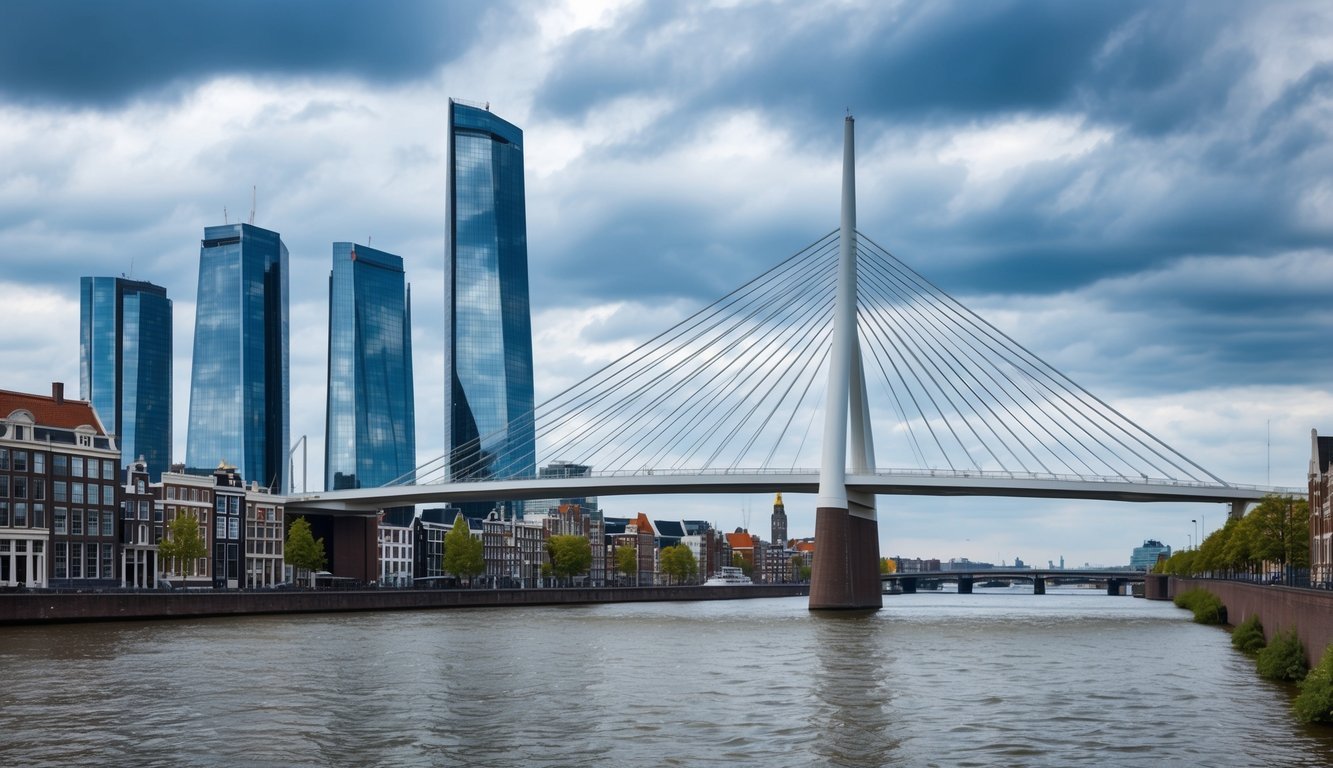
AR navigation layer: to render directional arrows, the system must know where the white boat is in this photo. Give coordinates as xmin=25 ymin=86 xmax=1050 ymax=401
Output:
xmin=704 ymin=566 xmax=753 ymax=586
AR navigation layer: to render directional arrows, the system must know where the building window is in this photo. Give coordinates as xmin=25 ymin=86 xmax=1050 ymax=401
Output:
xmin=102 ymin=513 xmax=112 ymax=537
xmin=54 ymin=507 xmax=66 ymax=535
xmin=32 ymin=480 xmax=44 ymax=500
xmin=0 ymin=501 xmax=8 ymax=527
xmin=102 ymin=543 xmax=113 ymax=578
xmin=71 ymin=483 xmax=84 ymax=505
xmin=32 ymin=503 xmax=44 ymax=529
xmin=54 ymin=542 xmax=67 ymax=579
xmin=86 ymin=460 xmax=98 ymax=479
xmin=0 ymin=448 xmax=7 ymax=470
xmin=33 ymin=453 xmax=44 ymax=474
xmin=70 ymin=510 xmax=83 ymax=536
xmin=53 ymin=481 xmax=66 ymax=503
xmin=12 ymin=451 xmax=27 ymax=472
xmin=14 ymin=503 xmax=26 ymax=527
xmin=102 ymin=461 xmax=114 ymax=480
xmin=88 ymin=511 xmax=99 ymax=536
xmin=0 ymin=476 xmax=7 ymax=498
xmin=69 ymin=542 xmax=82 ymax=579
xmin=52 ymin=455 xmax=66 ymax=476
xmin=71 ymin=457 xmax=83 ymax=477
xmin=86 ymin=545 xmax=98 ymax=579
xmin=13 ymin=477 xmax=26 ymax=499
xmin=102 ymin=485 xmax=114 ymax=507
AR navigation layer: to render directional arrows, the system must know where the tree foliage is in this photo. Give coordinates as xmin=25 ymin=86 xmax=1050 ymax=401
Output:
xmin=547 ymin=534 xmax=592 ymax=583
xmin=159 ymin=512 xmax=207 ymax=578
xmin=442 ymin=513 xmax=484 ymax=584
xmin=1157 ymin=495 xmax=1309 ymax=578
xmin=660 ymin=544 xmax=699 ymax=585
xmin=614 ymin=544 xmax=638 ymax=584
xmin=284 ymin=516 xmax=327 ymax=582
xmin=731 ymin=551 xmax=753 ymax=576
xmin=1173 ymin=588 xmax=1226 ymax=624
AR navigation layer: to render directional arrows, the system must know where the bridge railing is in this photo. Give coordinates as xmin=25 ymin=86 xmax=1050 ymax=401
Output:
xmin=394 ymin=464 xmax=1297 ymax=494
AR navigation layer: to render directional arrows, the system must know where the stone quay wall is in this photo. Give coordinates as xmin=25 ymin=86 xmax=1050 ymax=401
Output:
xmin=0 ymin=584 xmax=809 ymax=626
xmin=1171 ymin=577 xmax=1333 ymax=668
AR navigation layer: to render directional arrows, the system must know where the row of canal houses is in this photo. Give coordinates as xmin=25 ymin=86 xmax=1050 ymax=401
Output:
xmin=1 ymin=382 xmax=813 ymax=591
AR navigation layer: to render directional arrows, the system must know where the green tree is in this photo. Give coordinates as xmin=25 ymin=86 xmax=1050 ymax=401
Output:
xmin=660 ymin=544 xmax=698 ymax=585
xmin=285 ymin=516 xmax=327 ymax=586
xmin=1247 ymin=495 xmax=1311 ymax=576
xmin=1256 ymin=629 xmax=1307 ymax=682
xmin=442 ymin=513 xmax=484 ymax=586
xmin=614 ymin=544 xmax=638 ymax=585
xmin=547 ymin=534 xmax=592 ymax=585
xmin=159 ymin=512 xmax=207 ymax=581
xmin=731 ymin=551 xmax=753 ymax=576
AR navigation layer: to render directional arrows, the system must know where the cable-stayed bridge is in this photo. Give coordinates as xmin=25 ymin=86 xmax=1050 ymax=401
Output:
xmin=290 ymin=228 xmax=1264 ymax=510
xmin=288 ymin=117 xmax=1272 ymax=608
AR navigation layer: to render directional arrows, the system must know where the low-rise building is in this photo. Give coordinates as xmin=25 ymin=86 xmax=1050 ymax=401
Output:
xmin=156 ymin=467 xmax=213 ymax=586
xmin=120 ymin=459 xmax=157 ymax=588
xmin=2 ymin=383 xmax=119 ymax=588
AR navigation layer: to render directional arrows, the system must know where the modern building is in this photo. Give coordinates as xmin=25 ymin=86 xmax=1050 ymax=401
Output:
xmin=325 ymin=242 xmax=416 ymax=499
xmin=80 ymin=277 xmax=172 ymax=479
xmin=1130 ymin=539 xmax=1172 ymax=571
xmin=527 ymin=461 xmax=598 ymax=518
xmin=445 ymin=99 xmax=535 ymax=508
xmin=0 ymin=383 xmax=120 ymax=589
xmin=1311 ymin=429 xmax=1333 ymax=587
xmin=186 ymin=223 xmax=290 ymax=493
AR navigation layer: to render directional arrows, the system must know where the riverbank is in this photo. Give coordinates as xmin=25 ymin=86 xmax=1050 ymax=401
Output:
xmin=1171 ymin=577 xmax=1333 ymax=667
xmin=0 ymin=583 xmax=809 ymax=626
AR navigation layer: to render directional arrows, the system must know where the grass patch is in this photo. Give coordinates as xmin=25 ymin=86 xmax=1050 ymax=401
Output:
xmin=1231 ymin=615 xmax=1266 ymax=655
xmin=1295 ymin=645 xmax=1333 ymax=724
xmin=1174 ymin=588 xmax=1227 ymax=624
xmin=1257 ymin=629 xmax=1307 ymax=682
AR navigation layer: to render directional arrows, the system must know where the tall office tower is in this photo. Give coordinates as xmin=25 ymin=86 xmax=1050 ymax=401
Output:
xmin=79 ymin=277 xmax=173 ymax=478
xmin=445 ymin=99 xmax=535 ymax=512
xmin=325 ymin=243 xmax=416 ymax=494
xmin=186 ymin=223 xmax=290 ymax=492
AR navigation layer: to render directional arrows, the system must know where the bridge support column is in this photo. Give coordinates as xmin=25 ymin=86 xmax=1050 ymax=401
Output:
xmin=810 ymin=509 xmax=882 ymax=609
xmin=901 ymin=577 xmax=917 ymax=594
xmin=1107 ymin=578 xmax=1122 ymax=596
xmin=1230 ymin=500 xmax=1250 ymax=520
xmin=957 ymin=576 xmax=973 ymax=594
xmin=1033 ymin=577 xmax=1045 ymax=595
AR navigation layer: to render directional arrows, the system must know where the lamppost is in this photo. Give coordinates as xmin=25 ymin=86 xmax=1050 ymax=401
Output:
xmin=1192 ymin=519 xmax=1198 ymax=550
xmin=1188 ymin=533 xmax=1193 ymax=551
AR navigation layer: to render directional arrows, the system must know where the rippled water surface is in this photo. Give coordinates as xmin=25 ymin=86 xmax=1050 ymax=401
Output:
xmin=3 ymin=590 xmax=1333 ymax=766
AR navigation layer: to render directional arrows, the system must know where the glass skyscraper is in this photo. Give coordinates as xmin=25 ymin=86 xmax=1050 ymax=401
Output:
xmin=325 ymin=242 xmax=416 ymax=492
xmin=185 ymin=223 xmax=290 ymax=492
xmin=79 ymin=277 xmax=173 ymax=479
xmin=446 ymin=99 xmax=535 ymax=496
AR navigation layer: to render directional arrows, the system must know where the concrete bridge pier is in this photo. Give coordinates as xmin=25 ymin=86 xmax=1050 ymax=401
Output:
xmin=957 ymin=576 xmax=973 ymax=594
xmin=1107 ymin=579 xmax=1123 ymax=596
xmin=1033 ymin=577 xmax=1046 ymax=595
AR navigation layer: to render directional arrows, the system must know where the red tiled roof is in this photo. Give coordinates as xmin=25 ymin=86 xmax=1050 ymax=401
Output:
xmin=633 ymin=512 xmax=655 ymax=536
xmin=0 ymin=386 xmax=106 ymax=434
xmin=726 ymin=531 xmax=755 ymax=550
xmin=794 ymin=541 xmax=815 ymax=553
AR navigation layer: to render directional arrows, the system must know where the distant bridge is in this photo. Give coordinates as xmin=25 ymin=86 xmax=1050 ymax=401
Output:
xmin=883 ymin=568 xmax=1147 ymax=596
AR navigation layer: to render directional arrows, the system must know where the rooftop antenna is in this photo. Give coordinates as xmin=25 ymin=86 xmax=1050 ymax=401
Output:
xmin=224 ymin=206 xmax=228 ymax=224
xmin=249 ymin=185 xmax=256 ymax=225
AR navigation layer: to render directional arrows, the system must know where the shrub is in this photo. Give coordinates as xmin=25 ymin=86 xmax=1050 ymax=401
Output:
xmin=1257 ymin=630 xmax=1307 ymax=682
xmin=1294 ymin=645 xmax=1333 ymax=724
xmin=1174 ymin=588 xmax=1226 ymax=624
xmin=1231 ymin=615 xmax=1266 ymax=655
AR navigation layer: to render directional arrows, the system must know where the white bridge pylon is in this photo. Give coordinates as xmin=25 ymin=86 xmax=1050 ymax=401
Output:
xmin=290 ymin=118 xmax=1256 ymax=515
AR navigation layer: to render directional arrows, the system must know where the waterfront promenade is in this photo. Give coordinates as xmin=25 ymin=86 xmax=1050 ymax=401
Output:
xmin=0 ymin=584 xmax=808 ymax=625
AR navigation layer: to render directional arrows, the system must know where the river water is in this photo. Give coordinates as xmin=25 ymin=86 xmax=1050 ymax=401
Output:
xmin=2 ymin=588 xmax=1332 ymax=767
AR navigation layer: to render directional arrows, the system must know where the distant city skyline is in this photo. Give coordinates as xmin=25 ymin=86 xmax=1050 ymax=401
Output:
xmin=2 ymin=1 xmax=1330 ymax=566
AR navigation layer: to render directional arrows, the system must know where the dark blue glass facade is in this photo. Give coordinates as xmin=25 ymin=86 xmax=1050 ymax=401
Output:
xmin=325 ymin=243 xmax=416 ymax=491
xmin=446 ymin=100 xmax=535 ymax=490
xmin=79 ymin=277 xmax=172 ymax=479
xmin=186 ymin=223 xmax=290 ymax=492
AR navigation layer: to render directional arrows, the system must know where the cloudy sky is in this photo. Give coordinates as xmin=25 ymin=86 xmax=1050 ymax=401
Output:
xmin=3 ymin=0 xmax=1330 ymax=567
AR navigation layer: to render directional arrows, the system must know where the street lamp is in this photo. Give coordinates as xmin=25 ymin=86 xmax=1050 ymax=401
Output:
xmin=1192 ymin=519 xmax=1198 ymax=550
xmin=1188 ymin=533 xmax=1193 ymax=551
